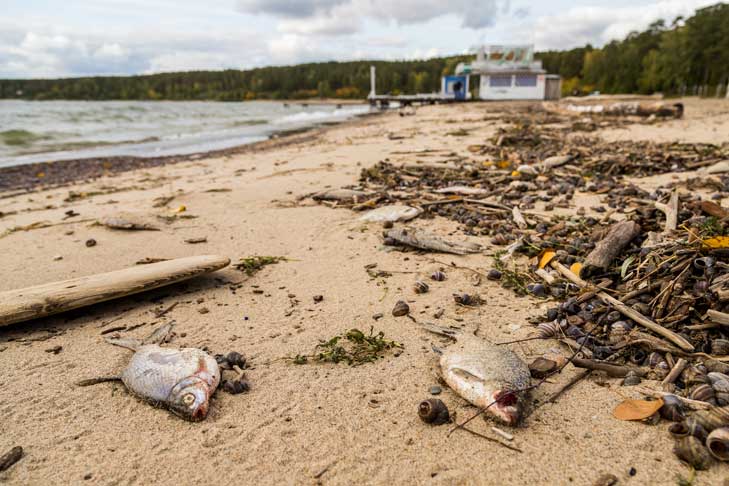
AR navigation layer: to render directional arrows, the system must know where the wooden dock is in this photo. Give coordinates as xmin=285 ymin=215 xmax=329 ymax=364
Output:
xmin=368 ymin=94 xmax=453 ymax=108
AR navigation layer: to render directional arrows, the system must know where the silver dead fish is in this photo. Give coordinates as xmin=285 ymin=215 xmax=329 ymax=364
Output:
xmin=78 ymin=323 xmax=220 ymax=421
xmin=383 ymin=228 xmax=482 ymax=255
xmin=421 ymin=323 xmax=531 ymax=425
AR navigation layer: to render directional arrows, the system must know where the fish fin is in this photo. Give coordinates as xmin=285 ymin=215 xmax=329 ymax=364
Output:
xmin=76 ymin=376 xmax=122 ymax=387
xmin=104 ymin=336 xmax=142 ymax=351
xmin=420 ymin=322 xmax=461 ymax=340
xmin=142 ymin=322 xmax=175 ymax=345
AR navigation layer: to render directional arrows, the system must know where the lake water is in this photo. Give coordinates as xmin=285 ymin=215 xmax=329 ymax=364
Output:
xmin=0 ymin=100 xmax=371 ymax=168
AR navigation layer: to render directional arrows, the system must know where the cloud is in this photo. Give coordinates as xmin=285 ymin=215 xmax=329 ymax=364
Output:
xmin=533 ymin=0 xmax=716 ymax=50
xmin=239 ymin=0 xmax=508 ymax=35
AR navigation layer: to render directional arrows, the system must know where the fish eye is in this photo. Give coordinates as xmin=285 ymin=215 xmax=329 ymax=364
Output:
xmin=182 ymin=393 xmax=196 ymax=406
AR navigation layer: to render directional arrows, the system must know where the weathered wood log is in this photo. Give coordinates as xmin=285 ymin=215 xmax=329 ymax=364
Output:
xmin=0 ymin=255 xmax=230 ymax=328
xmin=583 ymin=220 xmax=641 ymax=275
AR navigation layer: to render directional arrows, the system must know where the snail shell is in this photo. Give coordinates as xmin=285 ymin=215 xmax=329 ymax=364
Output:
xmin=682 ymin=365 xmax=708 ymax=388
xmin=673 ymin=435 xmax=714 ymax=470
xmin=690 ymin=384 xmax=717 ymax=405
xmin=430 ymin=270 xmax=446 ymax=281
xmin=712 ymin=339 xmax=729 ymax=356
xmin=535 ymin=320 xmax=565 ymax=339
xmin=647 ymin=352 xmax=665 ymax=368
xmin=392 ymin=300 xmax=410 ymax=317
xmin=706 ymin=427 xmax=729 ymax=461
xmin=690 ymin=406 xmax=729 ymax=432
xmin=659 ymin=394 xmax=686 ymax=422
xmin=669 ymin=419 xmax=708 ymax=442
xmin=622 ymin=371 xmax=641 ymax=386
xmin=708 ymin=372 xmax=729 ymax=394
xmin=418 ymin=398 xmax=449 ymax=425
xmin=453 ymin=293 xmax=479 ymax=306
xmin=413 ymin=280 xmax=429 ymax=294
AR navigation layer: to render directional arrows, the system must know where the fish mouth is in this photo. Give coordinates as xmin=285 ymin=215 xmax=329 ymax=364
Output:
xmin=491 ymin=390 xmax=523 ymax=425
xmin=190 ymin=403 xmax=209 ymax=421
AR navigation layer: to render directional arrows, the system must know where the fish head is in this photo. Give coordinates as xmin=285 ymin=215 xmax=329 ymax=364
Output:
xmin=488 ymin=389 xmax=524 ymax=426
xmin=168 ymin=377 xmax=212 ymax=421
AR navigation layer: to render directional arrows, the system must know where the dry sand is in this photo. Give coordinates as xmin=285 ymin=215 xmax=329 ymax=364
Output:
xmin=1 ymin=98 xmax=729 ymax=485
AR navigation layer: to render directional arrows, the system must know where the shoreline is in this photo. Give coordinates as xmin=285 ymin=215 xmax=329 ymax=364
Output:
xmin=0 ymin=110 xmax=382 ymax=193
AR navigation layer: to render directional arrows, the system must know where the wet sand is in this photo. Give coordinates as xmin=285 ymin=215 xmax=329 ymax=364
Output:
xmin=1 ymin=97 xmax=728 ymax=485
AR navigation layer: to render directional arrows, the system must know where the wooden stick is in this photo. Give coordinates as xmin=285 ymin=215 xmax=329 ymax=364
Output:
xmin=661 ymin=358 xmax=688 ymax=389
xmin=550 ymin=261 xmax=695 ymax=351
xmin=571 ymin=357 xmax=647 ymax=377
xmin=582 ymin=220 xmax=641 ymax=274
xmin=654 ymin=189 xmax=679 ymax=233
xmin=0 ymin=255 xmax=230 ymax=328
xmin=707 ymin=309 xmax=729 ymax=326
xmin=512 ymin=207 xmax=527 ymax=229
xmin=544 ymin=370 xmax=591 ymax=404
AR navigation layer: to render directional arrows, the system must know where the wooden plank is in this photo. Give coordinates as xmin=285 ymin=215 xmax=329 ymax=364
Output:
xmin=0 ymin=255 xmax=230 ymax=328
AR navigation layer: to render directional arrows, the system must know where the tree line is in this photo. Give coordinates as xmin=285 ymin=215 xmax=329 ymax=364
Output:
xmin=1 ymin=3 xmax=727 ymax=100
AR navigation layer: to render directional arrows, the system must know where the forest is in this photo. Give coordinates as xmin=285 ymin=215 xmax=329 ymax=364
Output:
xmin=1 ymin=3 xmax=727 ymax=100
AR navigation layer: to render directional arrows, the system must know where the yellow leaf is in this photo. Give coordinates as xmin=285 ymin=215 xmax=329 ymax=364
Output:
xmin=175 ymin=205 xmax=187 ymax=213
xmin=36 ymin=172 xmax=45 ymax=178
xmin=570 ymin=262 xmax=582 ymax=276
xmin=511 ymin=170 xmax=521 ymax=177
xmin=613 ymin=398 xmax=664 ymax=421
xmin=703 ymin=236 xmax=729 ymax=248
xmin=497 ymin=161 xmax=511 ymax=169
xmin=538 ymin=249 xmax=556 ymax=269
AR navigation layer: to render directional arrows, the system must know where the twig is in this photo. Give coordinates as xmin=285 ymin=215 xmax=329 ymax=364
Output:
xmin=154 ymin=302 xmax=178 ymax=318
xmin=544 ymin=370 xmax=591 ymax=404
xmin=661 ymin=358 xmax=687 ymax=389
xmin=490 ymin=426 xmax=514 ymax=441
xmin=571 ymin=357 xmax=647 ymax=377
xmin=654 ymin=188 xmax=679 ymax=233
xmin=420 ymin=198 xmax=463 ymax=207
xmin=550 ymin=260 xmax=694 ymax=352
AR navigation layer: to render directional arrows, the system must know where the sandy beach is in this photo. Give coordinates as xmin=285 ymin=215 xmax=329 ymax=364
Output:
xmin=2 ymin=98 xmax=729 ymax=485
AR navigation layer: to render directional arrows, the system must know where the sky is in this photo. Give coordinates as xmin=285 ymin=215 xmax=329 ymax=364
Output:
xmin=0 ymin=0 xmax=718 ymax=78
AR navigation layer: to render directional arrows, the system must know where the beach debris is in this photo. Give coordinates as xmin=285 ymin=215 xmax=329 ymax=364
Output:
xmin=98 ymin=214 xmax=159 ymax=231
xmin=312 ymin=189 xmax=373 ymax=203
xmin=45 ymin=345 xmax=62 ymax=354
xmin=431 ymin=270 xmax=446 ymax=281
xmin=383 ymin=228 xmax=481 ymax=255
xmin=392 ymin=300 xmax=410 ymax=316
xmin=53 ymin=255 xmax=63 ymax=261
xmin=184 ymin=237 xmax=207 ymax=244
xmin=313 ymin=294 xmax=324 ymax=303
xmin=545 ymin=100 xmax=683 ymax=118
xmin=78 ymin=324 xmax=221 ymax=421
xmin=429 ymin=385 xmax=442 ymax=395
xmin=85 ymin=238 xmax=97 ymax=247
xmin=292 ymin=327 xmax=402 ymax=366
xmin=0 ymin=446 xmax=23 ymax=473
xmin=413 ymin=280 xmax=429 ymax=294
xmin=0 ymin=255 xmax=230 ymax=328
xmin=613 ymin=398 xmax=664 ymax=421
xmin=234 ymin=255 xmax=289 ymax=276
xmin=135 ymin=257 xmax=169 ymax=265
xmin=592 ymin=473 xmax=619 ymax=486
xmin=359 ymin=205 xmax=422 ymax=223
xmin=452 ymin=293 xmax=484 ymax=306
xmin=701 ymin=160 xmax=729 ymax=174
xmin=674 ymin=435 xmax=714 ymax=470
xmin=434 ymin=186 xmax=490 ymax=196
xmin=418 ymin=398 xmax=450 ymax=425
xmin=420 ymin=322 xmax=531 ymax=425
xmin=582 ymin=220 xmax=641 ymax=275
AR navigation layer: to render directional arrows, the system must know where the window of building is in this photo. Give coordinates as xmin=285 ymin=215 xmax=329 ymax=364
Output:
xmin=515 ymin=75 xmax=537 ymax=87
xmin=489 ymin=75 xmax=512 ymax=88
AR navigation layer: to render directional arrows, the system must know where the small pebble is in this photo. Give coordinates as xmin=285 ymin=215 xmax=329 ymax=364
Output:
xmin=429 ymin=386 xmax=442 ymax=395
xmin=487 ymin=269 xmax=502 ymax=281
xmin=313 ymin=295 xmax=323 ymax=303
xmin=382 ymin=221 xmax=394 ymax=229
xmin=53 ymin=255 xmax=63 ymax=261
xmin=45 ymin=345 xmax=62 ymax=354
xmin=372 ymin=312 xmax=384 ymax=320
xmin=85 ymin=238 xmax=97 ymax=247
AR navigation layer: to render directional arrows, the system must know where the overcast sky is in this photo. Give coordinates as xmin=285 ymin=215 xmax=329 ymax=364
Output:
xmin=0 ymin=0 xmax=717 ymax=78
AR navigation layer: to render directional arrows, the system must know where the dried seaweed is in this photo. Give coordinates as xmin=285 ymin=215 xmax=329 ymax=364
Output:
xmin=233 ymin=256 xmax=289 ymax=276
xmin=293 ymin=327 xmax=402 ymax=366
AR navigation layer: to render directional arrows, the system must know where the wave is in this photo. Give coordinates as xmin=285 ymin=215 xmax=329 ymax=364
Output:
xmin=273 ymin=106 xmax=369 ymax=125
xmin=231 ymin=119 xmax=269 ymax=127
xmin=0 ymin=129 xmax=52 ymax=147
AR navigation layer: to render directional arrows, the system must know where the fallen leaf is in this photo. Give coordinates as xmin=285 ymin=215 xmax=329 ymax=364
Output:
xmin=613 ymin=398 xmax=664 ymax=421
xmin=570 ymin=262 xmax=582 ymax=276
xmin=703 ymin=236 xmax=729 ymax=249
xmin=175 ymin=205 xmax=187 ymax=213
xmin=538 ymin=249 xmax=556 ymax=269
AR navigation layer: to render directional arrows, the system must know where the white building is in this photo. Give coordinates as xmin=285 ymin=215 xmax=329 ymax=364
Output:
xmin=456 ymin=45 xmax=561 ymax=101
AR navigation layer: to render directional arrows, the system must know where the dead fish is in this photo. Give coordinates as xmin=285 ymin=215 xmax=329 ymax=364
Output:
xmin=420 ymin=322 xmax=531 ymax=425
xmin=434 ymin=186 xmax=490 ymax=196
xmin=383 ymin=228 xmax=482 ymax=255
xmin=99 ymin=214 xmax=159 ymax=231
xmin=359 ymin=205 xmax=422 ymax=223
xmin=311 ymin=189 xmax=373 ymax=203
xmin=78 ymin=323 xmax=220 ymax=421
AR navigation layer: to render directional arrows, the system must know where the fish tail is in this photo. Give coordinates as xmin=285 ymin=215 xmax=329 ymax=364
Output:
xmin=420 ymin=322 xmax=460 ymax=340
xmin=142 ymin=322 xmax=175 ymax=345
xmin=104 ymin=336 xmax=142 ymax=351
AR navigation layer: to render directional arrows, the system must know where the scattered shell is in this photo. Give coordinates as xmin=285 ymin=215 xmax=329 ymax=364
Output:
xmin=647 ymin=352 xmax=665 ymax=368
xmin=690 ymin=384 xmax=717 ymax=404
xmin=682 ymin=365 xmax=708 ymax=387
xmin=452 ymin=293 xmax=481 ymax=306
xmin=706 ymin=427 xmax=729 ymax=461
xmin=673 ymin=435 xmax=714 ymax=470
xmin=535 ymin=320 xmax=565 ymax=339
xmin=359 ymin=205 xmax=423 ymax=223
xmin=669 ymin=420 xmax=708 ymax=442
xmin=223 ymin=378 xmax=250 ymax=394
xmin=392 ymin=300 xmax=410 ymax=317
xmin=85 ymin=238 xmax=97 ymax=247
xmin=418 ymin=398 xmax=449 ymax=425
xmin=0 ymin=446 xmax=23 ymax=473
xmin=622 ymin=371 xmax=642 ymax=386
xmin=413 ymin=281 xmax=429 ymax=294
xmin=487 ymin=269 xmax=502 ymax=281
xmin=689 ymin=407 xmax=729 ymax=432
xmin=659 ymin=394 xmax=686 ymax=422
xmin=712 ymin=339 xmax=729 ymax=356
xmin=526 ymin=283 xmax=547 ymax=298
xmin=429 ymin=385 xmax=442 ymax=395
xmin=430 ymin=270 xmax=446 ymax=281
xmin=529 ymin=357 xmax=558 ymax=378
xmin=313 ymin=295 xmax=324 ymax=303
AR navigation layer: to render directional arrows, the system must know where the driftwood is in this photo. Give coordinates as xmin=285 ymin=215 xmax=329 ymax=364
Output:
xmin=0 ymin=255 xmax=230 ymax=328
xmin=654 ymin=189 xmax=679 ymax=233
xmin=661 ymin=358 xmax=688 ymax=389
xmin=550 ymin=261 xmax=694 ymax=352
xmin=571 ymin=357 xmax=647 ymax=377
xmin=383 ymin=228 xmax=482 ymax=255
xmin=707 ymin=309 xmax=729 ymax=326
xmin=583 ymin=220 xmax=641 ymax=275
